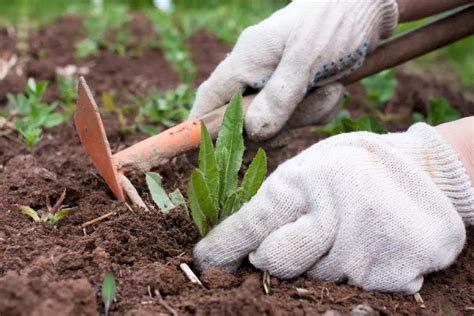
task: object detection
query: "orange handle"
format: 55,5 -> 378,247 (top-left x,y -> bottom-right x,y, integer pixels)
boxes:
112,118 -> 202,172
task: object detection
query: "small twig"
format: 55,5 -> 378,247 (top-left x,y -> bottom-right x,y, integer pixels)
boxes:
334,293 -> 357,303
179,263 -> 203,287
414,293 -> 426,309
263,271 -> 272,295
81,211 -> 115,228
154,289 -> 178,316
119,174 -> 149,211
295,288 -> 316,301
124,202 -> 135,213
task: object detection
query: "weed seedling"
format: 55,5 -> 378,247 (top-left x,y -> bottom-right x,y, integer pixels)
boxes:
56,75 -> 78,120
135,85 -> 195,135
361,69 -> 397,108
187,92 -> 267,236
147,10 -> 195,83
314,110 -> 387,136
413,97 -> 461,125
18,190 -> 77,226
75,5 -> 130,58
7,78 -> 68,149
102,272 -> 117,316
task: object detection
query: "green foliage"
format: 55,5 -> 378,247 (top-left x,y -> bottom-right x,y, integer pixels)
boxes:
7,78 -> 68,149
18,127 -> 42,150
74,38 -> 99,58
19,205 -> 41,222
18,190 -> 76,226
135,85 -> 195,135
361,69 -> 397,107
101,85 -> 194,136
314,110 -> 387,136
75,4 -> 131,58
413,97 -> 461,126
147,10 -> 195,83
102,273 -> 117,316
146,172 -> 187,213
56,75 -> 78,120
215,93 -> 245,199
177,1 -> 287,44
188,92 -> 267,236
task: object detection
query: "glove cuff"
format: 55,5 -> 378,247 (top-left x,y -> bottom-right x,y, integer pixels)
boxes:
406,123 -> 474,225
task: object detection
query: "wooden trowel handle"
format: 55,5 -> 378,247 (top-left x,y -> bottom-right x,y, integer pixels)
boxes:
114,6 -> 473,172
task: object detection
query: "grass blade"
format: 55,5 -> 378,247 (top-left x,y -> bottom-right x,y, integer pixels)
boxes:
102,272 -> 116,316
18,205 -> 40,222
188,170 -> 217,235
215,92 -> 244,199
241,148 -> 267,202
146,172 -> 175,213
198,121 -> 219,204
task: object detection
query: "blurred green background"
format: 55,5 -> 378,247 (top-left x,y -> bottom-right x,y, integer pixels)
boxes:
0,0 -> 472,86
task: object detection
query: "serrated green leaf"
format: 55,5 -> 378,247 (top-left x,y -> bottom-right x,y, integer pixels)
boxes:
215,92 -> 244,198
188,170 -> 217,235
241,148 -> 267,202
216,146 -> 229,203
221,189 -> 241,220
198,121 -> 219,204
19,205 -> 40,222
102,272 -> 116,316
146,172 -> 175,213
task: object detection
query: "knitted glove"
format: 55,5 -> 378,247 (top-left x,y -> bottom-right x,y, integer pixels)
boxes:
194,123 -> 474,294
190,0 -> 399,140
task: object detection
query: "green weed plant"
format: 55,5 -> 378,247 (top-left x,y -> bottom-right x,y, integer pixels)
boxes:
188,92 -> 267,236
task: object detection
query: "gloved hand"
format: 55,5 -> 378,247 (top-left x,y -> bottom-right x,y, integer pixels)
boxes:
190,0 -> 399,140
194,123 -> 474,294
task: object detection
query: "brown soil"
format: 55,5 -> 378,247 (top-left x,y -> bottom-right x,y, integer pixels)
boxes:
1,14 -> 473,316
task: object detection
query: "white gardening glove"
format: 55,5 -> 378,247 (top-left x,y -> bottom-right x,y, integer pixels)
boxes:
194,123 -> 474,294
190,0 -> 399,140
